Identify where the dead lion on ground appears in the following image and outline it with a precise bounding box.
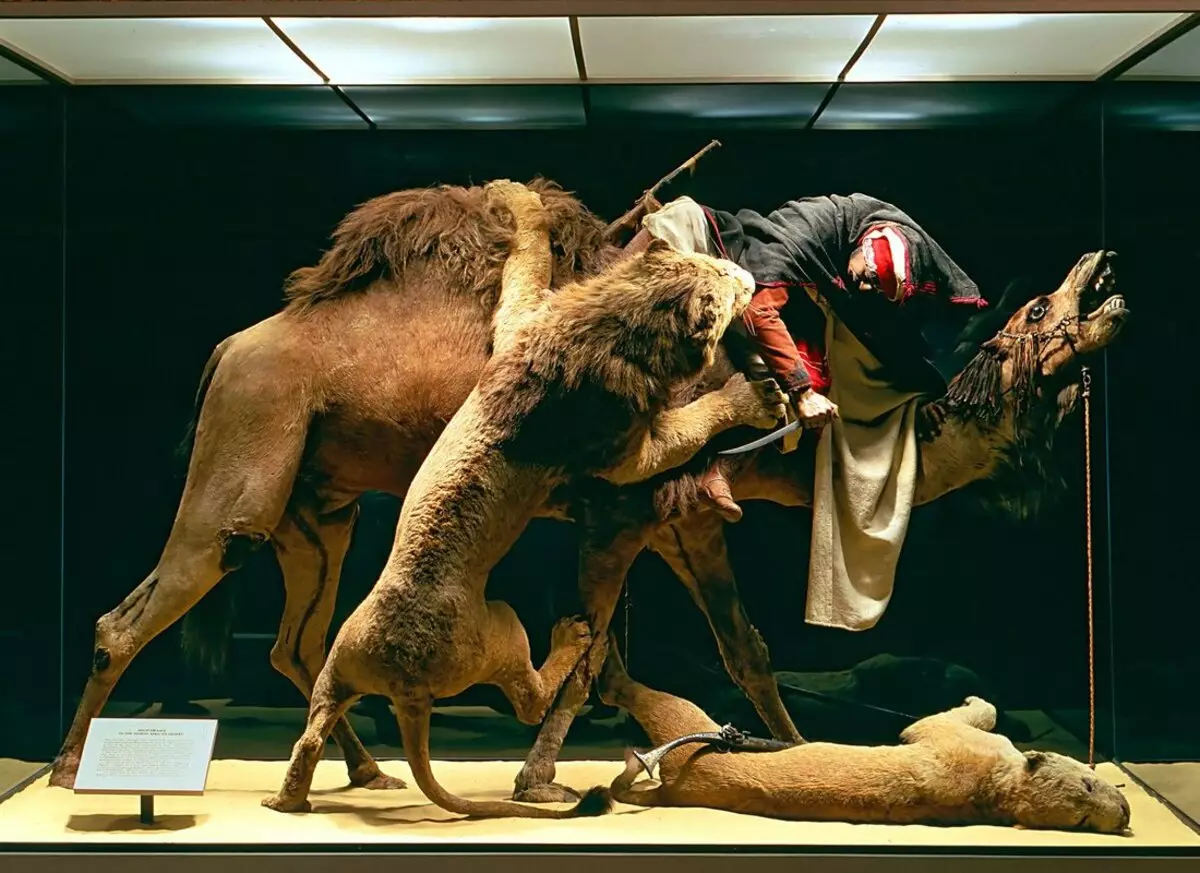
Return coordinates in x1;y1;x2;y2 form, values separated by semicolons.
261;180;787;819
601;644;1131;834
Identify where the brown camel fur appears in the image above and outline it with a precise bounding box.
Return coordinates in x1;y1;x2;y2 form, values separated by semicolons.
260;180;785;819
49;177;626;791
599;642;1131;834
48;175;1127;808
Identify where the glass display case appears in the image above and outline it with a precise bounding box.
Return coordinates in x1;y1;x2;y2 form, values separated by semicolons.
1;4;1197;870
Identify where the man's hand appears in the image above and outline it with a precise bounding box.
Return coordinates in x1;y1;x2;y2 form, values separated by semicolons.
792;388;839;429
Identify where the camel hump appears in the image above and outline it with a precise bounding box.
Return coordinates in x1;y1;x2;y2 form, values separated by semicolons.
282;178;611;311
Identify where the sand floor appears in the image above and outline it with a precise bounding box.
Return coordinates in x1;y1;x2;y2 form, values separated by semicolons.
0;758;1196;848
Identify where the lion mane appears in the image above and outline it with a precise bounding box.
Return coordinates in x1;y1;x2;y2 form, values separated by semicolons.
479;238;751;475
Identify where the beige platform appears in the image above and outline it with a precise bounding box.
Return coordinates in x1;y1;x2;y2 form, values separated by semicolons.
1;758;1197;848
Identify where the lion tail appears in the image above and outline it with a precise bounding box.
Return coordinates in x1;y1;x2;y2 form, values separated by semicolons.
608;748;669;807
397;695;612;820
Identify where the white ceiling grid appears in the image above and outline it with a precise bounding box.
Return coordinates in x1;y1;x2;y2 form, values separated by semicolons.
0;13;1196;86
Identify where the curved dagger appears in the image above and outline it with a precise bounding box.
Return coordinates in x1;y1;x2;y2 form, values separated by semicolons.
631;724;799;779
717;418;803;455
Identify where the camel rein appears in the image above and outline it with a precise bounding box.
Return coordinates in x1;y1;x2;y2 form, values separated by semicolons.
1082;363;1096;769
998;315;1097;768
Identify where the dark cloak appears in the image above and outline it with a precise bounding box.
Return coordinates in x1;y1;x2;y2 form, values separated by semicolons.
701;193;987;396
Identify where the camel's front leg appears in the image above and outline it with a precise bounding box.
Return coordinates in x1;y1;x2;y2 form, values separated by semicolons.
648;511;803;743
512;518;651;804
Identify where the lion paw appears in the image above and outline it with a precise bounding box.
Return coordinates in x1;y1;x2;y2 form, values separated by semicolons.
551;616;593;654
512;783;583;804
723;374;788;430
484;179;542;214
261;794;312;814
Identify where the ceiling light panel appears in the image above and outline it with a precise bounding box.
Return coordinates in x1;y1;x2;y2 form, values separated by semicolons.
848;13;1189;82
0;18;322;84
274;17;579;84
1120;26;1200;80
578;15;877;82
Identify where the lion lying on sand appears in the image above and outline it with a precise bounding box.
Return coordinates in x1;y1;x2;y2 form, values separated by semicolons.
601;644;1131;834
262;180;788;819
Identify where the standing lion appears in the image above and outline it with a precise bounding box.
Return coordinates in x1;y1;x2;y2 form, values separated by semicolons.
261;181;787;819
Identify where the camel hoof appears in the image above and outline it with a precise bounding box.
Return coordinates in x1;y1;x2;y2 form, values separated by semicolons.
353;773;408;791
48;768;77;790
513;782;582;804
261;795;312;814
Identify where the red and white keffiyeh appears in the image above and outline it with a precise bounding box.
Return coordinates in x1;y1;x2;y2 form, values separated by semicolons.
860;225;912;302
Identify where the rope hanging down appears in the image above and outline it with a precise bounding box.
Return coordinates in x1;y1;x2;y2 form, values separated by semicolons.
1082;364;1096;770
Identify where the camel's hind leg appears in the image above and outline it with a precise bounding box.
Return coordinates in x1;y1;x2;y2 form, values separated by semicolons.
50;341;312;788
648;511;803;743
513;517;651;803
484;605;593;725
262;667;360;814
50;530;234;787
270;501;405;791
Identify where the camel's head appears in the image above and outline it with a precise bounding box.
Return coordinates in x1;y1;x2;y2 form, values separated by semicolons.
999;750;1131;835
994;249;1127;374
945;250;1128;425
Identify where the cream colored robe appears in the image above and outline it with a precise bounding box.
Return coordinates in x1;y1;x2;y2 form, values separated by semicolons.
642;197;921;631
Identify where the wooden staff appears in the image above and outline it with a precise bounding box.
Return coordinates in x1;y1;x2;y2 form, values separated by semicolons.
602;139;723;241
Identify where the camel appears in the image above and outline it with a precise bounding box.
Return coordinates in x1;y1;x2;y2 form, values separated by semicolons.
261;180;786;819
598;642;1132;833
514;246;1127;802
47;178;1127;807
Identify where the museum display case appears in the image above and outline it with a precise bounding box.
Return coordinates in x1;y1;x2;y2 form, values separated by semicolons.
1;4;1197;869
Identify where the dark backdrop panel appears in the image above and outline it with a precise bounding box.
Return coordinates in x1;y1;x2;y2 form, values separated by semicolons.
59;99;1111;753
1103;96;1200;762
0;84;64;764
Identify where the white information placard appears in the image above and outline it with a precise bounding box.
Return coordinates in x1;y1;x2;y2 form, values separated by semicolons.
73;718;219;796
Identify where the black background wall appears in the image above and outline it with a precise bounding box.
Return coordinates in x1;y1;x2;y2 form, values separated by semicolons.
1;82;1195;764
1101;103;1200;762
0;85;63;762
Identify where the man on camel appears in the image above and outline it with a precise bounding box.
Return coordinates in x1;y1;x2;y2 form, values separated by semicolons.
624;192;987;631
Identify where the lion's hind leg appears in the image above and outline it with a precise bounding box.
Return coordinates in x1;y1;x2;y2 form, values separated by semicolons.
481;604;593;805
263;665;361;814
484;603;592;726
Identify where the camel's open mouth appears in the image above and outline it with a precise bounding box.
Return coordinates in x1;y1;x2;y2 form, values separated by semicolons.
1079;251;1126;323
